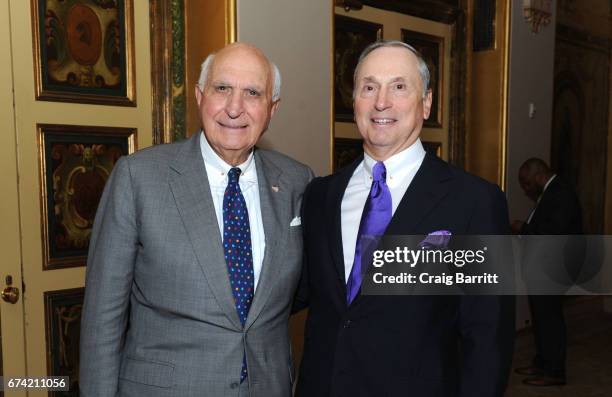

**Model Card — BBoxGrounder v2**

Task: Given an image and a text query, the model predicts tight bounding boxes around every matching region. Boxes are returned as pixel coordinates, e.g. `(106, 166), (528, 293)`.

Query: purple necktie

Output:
(346, 161), (392, 304)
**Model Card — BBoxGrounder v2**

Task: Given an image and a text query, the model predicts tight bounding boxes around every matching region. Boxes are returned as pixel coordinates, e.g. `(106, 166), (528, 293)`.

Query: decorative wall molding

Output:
(362, 0), (461, 24)
(522, 0), (552, 34)
(150, 0), (186, 144)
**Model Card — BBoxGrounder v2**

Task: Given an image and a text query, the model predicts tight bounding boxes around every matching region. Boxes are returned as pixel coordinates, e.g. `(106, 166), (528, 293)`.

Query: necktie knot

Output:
(347, 160), (392, 305)
(372, 161), (387, 182)
(228, 167), (241, 185)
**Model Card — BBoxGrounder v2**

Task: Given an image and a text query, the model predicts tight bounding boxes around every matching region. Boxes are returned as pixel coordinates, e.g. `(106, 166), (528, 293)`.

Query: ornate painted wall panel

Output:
(32, 0), (136, 106)
(44, 288), (84, 396)
(334, 15), (382, 122)
(38, 124), (136, 269)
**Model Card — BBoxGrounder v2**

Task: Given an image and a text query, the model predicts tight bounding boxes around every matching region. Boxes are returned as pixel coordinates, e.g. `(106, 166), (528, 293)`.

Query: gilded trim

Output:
(150, 0), (187, 143)
(150, 0), (172, 144)
(330, 1), (336, 173)
(171, 0), (186, 141)
(44, 288), (85, 389)
(499, 0), (510, 191)
(226, 0), (237, 44)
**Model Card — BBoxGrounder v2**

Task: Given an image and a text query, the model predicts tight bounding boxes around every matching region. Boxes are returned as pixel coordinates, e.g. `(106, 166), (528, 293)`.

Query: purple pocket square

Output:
(418, 230), (452, 249)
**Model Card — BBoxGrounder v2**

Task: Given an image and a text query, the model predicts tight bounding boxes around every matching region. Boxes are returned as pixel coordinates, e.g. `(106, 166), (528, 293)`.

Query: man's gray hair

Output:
(353, 40), (430, 99)
(197, 53), (282, 102)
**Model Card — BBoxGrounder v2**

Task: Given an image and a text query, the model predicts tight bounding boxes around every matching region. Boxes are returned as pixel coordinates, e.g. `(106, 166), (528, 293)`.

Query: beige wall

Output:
(236, 0), (332, 367)
(237, 0), (332, 176)
(505, 0), (557, 330)
(506, 1), (557, 222)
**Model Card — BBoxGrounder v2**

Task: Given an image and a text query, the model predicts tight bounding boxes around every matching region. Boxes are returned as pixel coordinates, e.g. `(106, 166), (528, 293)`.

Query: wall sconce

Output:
(334, 0), (363, 12)
(523, 0), (552, 33)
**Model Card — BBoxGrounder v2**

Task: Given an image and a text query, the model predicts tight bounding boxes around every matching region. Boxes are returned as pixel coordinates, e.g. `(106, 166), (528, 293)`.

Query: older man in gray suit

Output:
(80, 43), (313, 397)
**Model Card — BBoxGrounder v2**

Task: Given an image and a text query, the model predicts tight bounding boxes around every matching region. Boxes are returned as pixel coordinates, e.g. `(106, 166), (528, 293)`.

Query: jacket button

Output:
(230, 382), (239, 389)
(343, 320), (351, 328)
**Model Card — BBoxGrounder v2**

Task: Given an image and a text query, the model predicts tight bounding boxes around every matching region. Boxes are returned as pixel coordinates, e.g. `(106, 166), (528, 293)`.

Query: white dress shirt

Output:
(200, 132), (266, 290)
(341, 140), (426, 282)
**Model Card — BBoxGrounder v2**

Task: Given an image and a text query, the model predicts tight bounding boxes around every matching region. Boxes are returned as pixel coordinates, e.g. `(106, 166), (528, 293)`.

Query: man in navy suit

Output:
(294, 40), (515, 396)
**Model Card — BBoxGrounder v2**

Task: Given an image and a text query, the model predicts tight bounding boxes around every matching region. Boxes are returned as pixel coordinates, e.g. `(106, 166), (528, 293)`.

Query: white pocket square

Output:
(290, 216), (301, 227)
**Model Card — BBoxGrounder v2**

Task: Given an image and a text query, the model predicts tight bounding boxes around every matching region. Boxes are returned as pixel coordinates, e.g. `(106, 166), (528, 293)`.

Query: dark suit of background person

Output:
(294, 41), (515, 397)
(80, 43), (313, 397)
(512, 158), (582, 387)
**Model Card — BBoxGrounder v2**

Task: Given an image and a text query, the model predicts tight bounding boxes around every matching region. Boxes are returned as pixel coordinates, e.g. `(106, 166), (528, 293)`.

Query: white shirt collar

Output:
(199, 131), (257, 186)
(362, 139), (426, 188)
(535, 174), (556, 205)
(542, 174), (556, 193)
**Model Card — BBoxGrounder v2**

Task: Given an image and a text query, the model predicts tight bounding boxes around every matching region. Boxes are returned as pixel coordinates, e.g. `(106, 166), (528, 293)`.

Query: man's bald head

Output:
(518, 158), (553, 201)
(519, 158), (552, 177)
(198, 43), (282, 101)
(194, 42), (281, 166)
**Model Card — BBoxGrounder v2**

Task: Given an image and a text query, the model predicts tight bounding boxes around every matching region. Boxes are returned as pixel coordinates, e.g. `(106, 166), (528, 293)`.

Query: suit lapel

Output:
(386, 153), (453, 235)
(245, 150), (286, 330)
(350, 153), (453, 307)
(530, 176), (559, 225)
(328, 158), (363, 297)
(168, 134), (242, 330)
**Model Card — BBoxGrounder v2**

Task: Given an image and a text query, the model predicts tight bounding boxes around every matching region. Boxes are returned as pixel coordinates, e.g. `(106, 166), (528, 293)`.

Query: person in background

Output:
(512, 158), (582, 387)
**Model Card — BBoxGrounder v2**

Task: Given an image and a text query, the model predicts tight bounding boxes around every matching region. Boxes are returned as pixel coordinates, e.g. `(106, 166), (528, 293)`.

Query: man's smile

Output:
(218, 121), (248, 129)
(371, 117), (397, 125)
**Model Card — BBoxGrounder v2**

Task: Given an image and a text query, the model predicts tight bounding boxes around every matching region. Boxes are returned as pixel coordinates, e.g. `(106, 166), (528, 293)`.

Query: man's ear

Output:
(422, 89), (433, 120)
(195, 85), (203, 106)
(270, 99), (281, 118)
(536, 172), (548, 187)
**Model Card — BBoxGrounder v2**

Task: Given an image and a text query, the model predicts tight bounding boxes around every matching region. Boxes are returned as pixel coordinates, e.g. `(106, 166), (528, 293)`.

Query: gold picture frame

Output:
(333, 137), (363, 171)
(38, 124), (137, 270)
(334, 15), (383, 122)
(31, 0), (136, 106)
(44, 287), (84, 395)
(422, 140), (443, 157)
(401, 29), (444, 128)
(333, 138), (442, 172)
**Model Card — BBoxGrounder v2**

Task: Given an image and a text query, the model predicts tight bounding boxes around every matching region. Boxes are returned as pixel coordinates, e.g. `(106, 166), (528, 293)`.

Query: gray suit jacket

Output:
(80, 133), (313, 397)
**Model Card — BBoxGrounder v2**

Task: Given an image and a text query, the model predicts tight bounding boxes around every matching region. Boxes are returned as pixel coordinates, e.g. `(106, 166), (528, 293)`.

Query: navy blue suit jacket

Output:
(294, 153), (515, 397)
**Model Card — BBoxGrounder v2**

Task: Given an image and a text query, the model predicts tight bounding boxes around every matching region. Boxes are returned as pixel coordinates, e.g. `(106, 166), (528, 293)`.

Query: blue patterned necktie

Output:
(346, 161), (393, 304)
(223, 167), (254, 382)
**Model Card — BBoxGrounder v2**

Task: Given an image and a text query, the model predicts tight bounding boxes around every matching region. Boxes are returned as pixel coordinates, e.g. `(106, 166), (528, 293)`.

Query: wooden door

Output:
(0, 1), (152, 395)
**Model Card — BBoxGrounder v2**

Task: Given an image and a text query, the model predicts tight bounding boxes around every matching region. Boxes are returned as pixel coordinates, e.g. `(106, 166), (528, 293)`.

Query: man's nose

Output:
(374, 87), (392, 111)
(225, 91), (244, 118)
